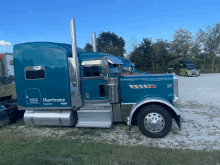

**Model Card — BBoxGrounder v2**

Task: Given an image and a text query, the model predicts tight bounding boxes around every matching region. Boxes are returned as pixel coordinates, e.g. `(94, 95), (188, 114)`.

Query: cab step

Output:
(76, 105), (113, 128)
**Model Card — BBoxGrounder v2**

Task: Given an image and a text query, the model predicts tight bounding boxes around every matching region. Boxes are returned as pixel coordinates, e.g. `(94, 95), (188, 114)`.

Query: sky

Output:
(1, 0), (220, 55)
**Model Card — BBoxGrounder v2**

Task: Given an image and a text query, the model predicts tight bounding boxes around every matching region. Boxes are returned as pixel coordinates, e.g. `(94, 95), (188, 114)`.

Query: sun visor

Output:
(107, 56), (123, 65)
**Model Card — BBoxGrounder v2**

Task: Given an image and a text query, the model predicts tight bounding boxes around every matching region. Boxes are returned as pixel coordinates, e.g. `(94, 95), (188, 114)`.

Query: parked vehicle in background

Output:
(178, 60), (200, 77)
(0, 52), (14, 77)
(167, 68), (175, 74)
(0, 52), (15, 85)
(115, 57), (148, 75)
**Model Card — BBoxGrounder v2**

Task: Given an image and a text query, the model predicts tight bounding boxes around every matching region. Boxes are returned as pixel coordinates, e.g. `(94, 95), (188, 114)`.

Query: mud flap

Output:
(174, 115), (182, 131)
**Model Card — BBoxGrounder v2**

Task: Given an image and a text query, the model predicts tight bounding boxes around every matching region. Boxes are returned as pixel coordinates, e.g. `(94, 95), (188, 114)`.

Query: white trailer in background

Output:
(4, 52), (14, 77)
(0, 52), (14, 77)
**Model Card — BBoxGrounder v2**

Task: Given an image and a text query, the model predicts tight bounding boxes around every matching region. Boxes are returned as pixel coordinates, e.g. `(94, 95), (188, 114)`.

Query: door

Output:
(82, 65), (108, 101)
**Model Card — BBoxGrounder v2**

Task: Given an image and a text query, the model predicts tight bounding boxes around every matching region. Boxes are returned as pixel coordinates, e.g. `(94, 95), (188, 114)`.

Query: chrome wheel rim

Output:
(144, 112), (165, 133)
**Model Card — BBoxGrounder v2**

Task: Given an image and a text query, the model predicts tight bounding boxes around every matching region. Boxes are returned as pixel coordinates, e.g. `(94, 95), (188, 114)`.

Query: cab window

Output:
(83, 66), (101, 77)
(25, 66), (45, 80)
(109, 64), (119, 74)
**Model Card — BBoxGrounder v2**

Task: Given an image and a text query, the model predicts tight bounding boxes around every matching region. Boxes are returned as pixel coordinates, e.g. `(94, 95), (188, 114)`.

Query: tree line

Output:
(84, 22), (220, 73)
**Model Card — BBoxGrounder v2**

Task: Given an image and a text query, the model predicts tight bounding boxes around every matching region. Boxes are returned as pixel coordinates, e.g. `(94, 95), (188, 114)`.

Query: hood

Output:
(120, 74), (174, 103)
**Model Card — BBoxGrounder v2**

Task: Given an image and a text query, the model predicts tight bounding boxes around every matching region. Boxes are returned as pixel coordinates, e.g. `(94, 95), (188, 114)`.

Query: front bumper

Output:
(187, 71), (200, 77)
(173, 97), (180, 109)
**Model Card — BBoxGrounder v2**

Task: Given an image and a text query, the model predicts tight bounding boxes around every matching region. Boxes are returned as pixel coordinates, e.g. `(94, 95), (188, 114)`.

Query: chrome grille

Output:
(192, 70), (196, 75)
(173, 75), (178, 97)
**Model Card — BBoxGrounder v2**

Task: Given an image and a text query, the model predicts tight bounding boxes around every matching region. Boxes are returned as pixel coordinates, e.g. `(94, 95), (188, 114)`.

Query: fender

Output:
(128, 97), (182, 131)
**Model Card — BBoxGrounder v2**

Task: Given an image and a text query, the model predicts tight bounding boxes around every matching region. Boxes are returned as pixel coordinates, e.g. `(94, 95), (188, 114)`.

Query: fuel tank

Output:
(24, 110), (76, 126)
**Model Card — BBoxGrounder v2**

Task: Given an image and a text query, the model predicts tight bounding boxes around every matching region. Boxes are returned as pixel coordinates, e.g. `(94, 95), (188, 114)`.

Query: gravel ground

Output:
(1, 73), (220, 151)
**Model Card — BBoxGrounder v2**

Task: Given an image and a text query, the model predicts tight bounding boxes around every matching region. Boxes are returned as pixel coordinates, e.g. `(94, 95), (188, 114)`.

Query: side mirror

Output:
(118, 65), (122, 75)
(129, 67), (132, 73)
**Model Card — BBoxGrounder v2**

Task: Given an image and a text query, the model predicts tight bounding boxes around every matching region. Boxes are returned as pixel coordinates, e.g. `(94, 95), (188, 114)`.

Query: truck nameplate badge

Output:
(129, 85), (157, 89)
(167, 84), (172, 88)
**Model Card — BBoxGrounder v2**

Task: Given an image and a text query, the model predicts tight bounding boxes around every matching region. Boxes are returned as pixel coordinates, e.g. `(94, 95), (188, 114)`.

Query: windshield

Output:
(186, 64), (196, 70)
(109, 64), (119, 74)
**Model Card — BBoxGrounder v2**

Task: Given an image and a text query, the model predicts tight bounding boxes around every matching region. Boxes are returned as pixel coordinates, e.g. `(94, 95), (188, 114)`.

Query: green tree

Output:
(191, 42), (201, 58)
(196, 22), (220, 71)
(96, 31), (126, 57)
(130, 38), (154, 72)
(171, 27), (194, 58)
(152, 39), (171, 73)
(84, 43), (93, 52)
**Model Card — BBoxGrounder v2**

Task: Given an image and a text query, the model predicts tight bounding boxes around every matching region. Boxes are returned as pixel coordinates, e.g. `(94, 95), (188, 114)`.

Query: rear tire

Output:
(137, 105), (172, 138)
(185, 72), (188, 77)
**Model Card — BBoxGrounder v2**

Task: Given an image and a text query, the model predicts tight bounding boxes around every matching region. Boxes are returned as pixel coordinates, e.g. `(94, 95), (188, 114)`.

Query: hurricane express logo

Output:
(43, 98), (65, 102)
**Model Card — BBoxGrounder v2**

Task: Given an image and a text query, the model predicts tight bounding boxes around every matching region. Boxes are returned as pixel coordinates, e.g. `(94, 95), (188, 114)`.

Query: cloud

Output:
(0, 40), (11, 46)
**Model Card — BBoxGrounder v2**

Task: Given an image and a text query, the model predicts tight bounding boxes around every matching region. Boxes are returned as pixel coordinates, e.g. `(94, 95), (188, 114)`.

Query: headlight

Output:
(173, 97), (180, 104)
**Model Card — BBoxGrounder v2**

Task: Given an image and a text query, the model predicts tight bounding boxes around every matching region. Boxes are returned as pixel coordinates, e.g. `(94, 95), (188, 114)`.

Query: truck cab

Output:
(13, 18), (181, 138)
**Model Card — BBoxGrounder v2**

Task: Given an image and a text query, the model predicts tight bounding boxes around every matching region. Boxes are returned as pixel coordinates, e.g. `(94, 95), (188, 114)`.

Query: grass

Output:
(0, 127), (220, 165)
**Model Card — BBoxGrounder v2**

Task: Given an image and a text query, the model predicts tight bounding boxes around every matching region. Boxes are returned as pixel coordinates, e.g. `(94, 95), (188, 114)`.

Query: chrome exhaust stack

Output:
(92, 32), (97, 52)
(70, 18), (83, 106)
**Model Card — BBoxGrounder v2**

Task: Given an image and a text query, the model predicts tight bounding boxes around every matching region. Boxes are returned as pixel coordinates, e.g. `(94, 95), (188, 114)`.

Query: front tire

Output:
(137, 105), (172, 138)
(185, 72), (188, 77)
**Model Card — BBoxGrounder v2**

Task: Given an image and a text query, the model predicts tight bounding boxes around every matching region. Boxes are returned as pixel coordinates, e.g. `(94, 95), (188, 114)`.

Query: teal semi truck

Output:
(13, 18), (181, 138)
